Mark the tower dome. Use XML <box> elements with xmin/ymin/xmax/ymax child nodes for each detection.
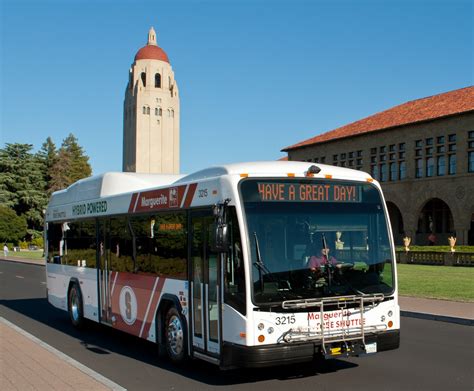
<box><xmin>134</xmin><ymin>27</ymin><xmax>170</xmax><ymax>63</ymax></box>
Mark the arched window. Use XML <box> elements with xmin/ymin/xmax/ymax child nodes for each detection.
<box><xmin>141</xmin><ymin>72</ymin><xmax>146</xmax><ymax>87</ymax></box>
<box><xmin>155</xmin><ymin>108</ymin><xmax>158</xmax><ymax>116</ymax></box>
<box><xmin>155</xmin><ymin>73</ymin><xmax>161</xmax><ymax>88</ymax></box>
<box><xmin>171</xmin><ymin>109</ymin><xmax>174</xmax><ymax>118</ymax></box>
<box><xmin>159</xmin><ymin>108</ymin><xmax>162</xmax><ymax>116</ymax></box>
<box><xmin>146</xmin><ymin>107</ymin><xmax>150</xmax><ymax>115</ymax></box>
<box><xmin>143</xmin><ymin>106</ymin><xmax>146</xmax><ymax>114</ymax></box>
<box><xmin>167</xmin><ymin>109</ymin><xmax>171</xmax><ymax>117</ymax></box>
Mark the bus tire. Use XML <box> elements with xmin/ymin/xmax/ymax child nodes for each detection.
<box><xmin>68</xmin><ymin>283</ymin><xmax>85</xmax><ymax>329</ymax></box>
<box><xmin>164</xmin><ymin>306</ymin><xmax>187</xmax><ymax>364</ymax></box>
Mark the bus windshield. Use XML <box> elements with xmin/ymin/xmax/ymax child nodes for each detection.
<box><xmin>240</xmin><ymin>179</ymin><xmax>395</xmax><ymax>306</ymax></box>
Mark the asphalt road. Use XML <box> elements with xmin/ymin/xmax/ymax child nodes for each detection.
<box><xmin>1</xmin><ymin>261</ymin><xmax>473</xmax><ymax>391</ymax></box>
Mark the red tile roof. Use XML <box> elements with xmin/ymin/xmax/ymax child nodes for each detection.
<box><xmin>283</xmin><ymin>86</ymin><xmax>474</xmax><ymax>151</ymax></box>
<box><xmin>135</xmin><ymin>45</ymin><xmax>169</xmax><ymax>63</ymax></box>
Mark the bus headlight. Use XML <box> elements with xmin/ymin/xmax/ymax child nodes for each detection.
<box><xmin>268</xmin><ymin>327</ymin><xmax>274</xmax><ymax>334</ymax></box>
<box><xmin>388</xmin><ymin>311</ymin><xmax>393</xmax><ymax>317</ymax></box>
<box><xmin>258</xmin><ymin>323</ymin><xmax>265</xmax><ymax>330</ymax></box>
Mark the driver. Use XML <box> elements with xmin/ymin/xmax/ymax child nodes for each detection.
<box><xmin>307</xmin><ymin>244</ymin><xmax>338</xmax><ymax>272</ymax></box>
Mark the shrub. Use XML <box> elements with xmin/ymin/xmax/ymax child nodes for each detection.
<box><xmin>31</xmin><ymin>237</ymin><xmax>44</xmax><ymax>249</ymax></box>
<box><xmin>19</xmin><ymin>241</ymin><xmax>28</xmax><ymax>249</ymax></box>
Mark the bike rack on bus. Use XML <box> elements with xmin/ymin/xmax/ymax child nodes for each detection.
<box><xmin>280</xmin><ymin>294</ymin><xmax>386</xmax><ymax>355</ymax></box>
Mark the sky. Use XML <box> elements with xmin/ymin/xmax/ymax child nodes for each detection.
<box><xmin>1</xmin><ymin>0</ymin><xmax>472</xmax><ymax>175</ymax></box>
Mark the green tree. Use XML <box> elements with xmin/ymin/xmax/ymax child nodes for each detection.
<box><xmin>49</xmin><ymin>133</ymin><xmax>92</xmax><ymax>191</ymax></box>
<box><xmin>0</xmin><ymin>143</ymin><xmax>48</xmax><ymax>232</ymax></box>
<box><xmin>0</xmin><ymin>206</ymin><xmax>28</xmax><ymax>243</ymax></box>
<box><xmin>36</xmin><ymin>137</ymin><xmax>58</xmax><ymax>195</ymax></box>
<box><xmin>61</xmin><ymin>133</ymin><xmax>92</xmax><ymax>183</ymax></box>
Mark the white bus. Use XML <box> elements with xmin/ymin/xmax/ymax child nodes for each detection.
<box><xmin>45</xmin><ymin>161</ymin><xmax>399</xmax><ymax>368</ymax></box>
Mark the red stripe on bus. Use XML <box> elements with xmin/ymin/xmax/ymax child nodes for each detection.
<box><xmin>145</xmin><ymin>277</ymin><xmax>167</xmax><ymax>339</ymax></box>
<box><xmin>184</xmin><ymin>183</ymin><xmax>198</xmax><ymax>208</ymax></box>
<box><xmin>128</xmin><ymin>193</ymin><xmax>138</xmax><ymax>213</ymax></box>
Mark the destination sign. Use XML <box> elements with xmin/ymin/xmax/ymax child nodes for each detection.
<box><xmin>257</xmin><ymin>182</ymin><xmax>361</xmax><ymax>203</ymax></box>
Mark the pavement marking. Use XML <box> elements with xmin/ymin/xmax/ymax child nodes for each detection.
<box><xmin>0</xmin><ymin>317</ymin><xmax>127</xmax><ymax>391</ymax></box>
<box><xmin>15</xmin><ymin>275</ymin><xmax>25</xmax><ymax>279</ymax></box>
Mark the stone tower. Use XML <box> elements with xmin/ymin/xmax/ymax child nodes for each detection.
<box><xmin>123</xmin><ymin>27</ymin><xmax>180</xmax><ymax>174</ymax></box>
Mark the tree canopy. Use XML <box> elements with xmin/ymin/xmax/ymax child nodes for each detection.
<box><xmin>0</xmin><ymin>134</ymin><xmax>92</xmax><ymax>242</ymax></box>
<box><xmin>0</xmin><ymin>143</ymin><xmax>47</xmax><ymax>231</ymax></box>
<box><xmin>0</xmin><ymin>206</ymin><xmax>28</xmax><ymax>243</ymax></box>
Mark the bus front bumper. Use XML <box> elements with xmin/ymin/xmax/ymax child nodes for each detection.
<box><xmin>221</xmin><ymin>330</ymin><xmax>400</xmax><ymax>369</ymax></box>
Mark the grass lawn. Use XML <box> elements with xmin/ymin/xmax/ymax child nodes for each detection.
<box><xmin>397</xmin><ymin>264</ymin><xmax>474</xmax><ymax>302</ymax></box>
<box><xmin>8</xmin><ymin>250</ymin><xmax>45</xmax><ymax>260</ymax></box>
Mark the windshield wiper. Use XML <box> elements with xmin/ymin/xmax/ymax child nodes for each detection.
<box><xmin>253</xmin><ymin>232</ymin><xmax>295</xmax><ymax>300</ymax></box>
<box><xmin>321</xmin><ymin>233</ymin><xmax>334</xmax><ymax>294</ymax></box>
<box><xmin>253</xmin><ymin>232</ymin><xmax>266</xmax><ymax>293</ymax></box>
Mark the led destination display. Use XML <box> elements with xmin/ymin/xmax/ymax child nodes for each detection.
<box><xmin>256</xmin><ymin>182</ymin><xmax>361</xmax><ymax>203</ymax></box>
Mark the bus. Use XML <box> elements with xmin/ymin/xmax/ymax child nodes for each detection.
<box><xmin>45</xmin><ymin>161</ymin><xmax>399</xmax><ymax>369</ymax></box>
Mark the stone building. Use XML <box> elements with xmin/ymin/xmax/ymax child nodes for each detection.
<box><xmin>123</xmin><ymin>27</ymin><xmax>180</xmax><ymax>174</ymax></box>
<box><xmin>282</xmin><ymin>86</ymin><xmax>474</xmax><ymax>245</ymax></box>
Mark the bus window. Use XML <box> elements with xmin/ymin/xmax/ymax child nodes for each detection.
<box><xmin>46</xmin><ymin>222</ymin><xmax>63</xmax><ymax>264</ymax></box>
<box><xmin>128</xmin><ymin>215</ymin><xmax>152</xmax><ymax>274</ymax></box>
<box><xmin>151</xmin><ymin>211</ymin><xmax>187</xmax><ymax>279</ymax></box>
<box><xmin>224</xmin><ymin>207</ymin><xmax>246</xmax><ymax>315</ymax></box>
<box><xmin>62</xmin><ymin>220</ymin><xmax>96</xmax><ymax>268</ymax></box>
<box><xmin>109</xmin><ymin>217</ymin><xmax>134</xmax><ymax>273</ymax></box>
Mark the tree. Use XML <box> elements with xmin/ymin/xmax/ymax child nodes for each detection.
<box><xmin>0</xmin><ymin>143</ymin><xmax>48</xmax><ymax>232</ymax></box>
<box><xmin>36</xmin><ymin>137</ymin><xmax>58</xmax><ymax>196</ymax></box>
<box><xmin>0</xmin><ymin>206</ymin><xmax>28</xmax><ymax>243</ymax></box>
<box><xmin>49</xmin><ymin>133</ymin><xmax>92</xmax><ymax>191</ymax></box>
<box><xmin>61</xmin><ymin>133</ymin><xmax>92</xmax><ymax>183</ymax></box>
<box><xmin>49</xmin><ymin>147</ymin><xmax>72</xmax><ymax>193</ymax></box>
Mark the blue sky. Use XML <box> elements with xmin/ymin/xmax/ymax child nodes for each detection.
<box><xmin>1</xmin><ymin>0</ymin><xmax>472</xmax><ymax>175</ymax></box>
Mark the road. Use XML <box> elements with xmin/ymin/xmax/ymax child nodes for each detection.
<box><xmin>1</xmin><ymin>261</ymin><xmax>473</xmax><ymax>391</ymax></box>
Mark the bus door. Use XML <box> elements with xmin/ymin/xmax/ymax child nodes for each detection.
<box><xmin>98</xmin><ymin>219</ymin><xmax>112</xmax><ymax>325</ymax></box>
<box><xmin>190</xmin><ymin>211</ymin><xmax>221</xmax><ymax>357</ymax></box>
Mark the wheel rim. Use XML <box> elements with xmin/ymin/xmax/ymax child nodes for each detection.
<box><xmin>167</xmin><ymin>314</ymin><xmax>184</xmax><ymax>357</ymax></box>
<box><xmin>71</xmin><ymin>289</ymin><xmax>80</xmax><ymax>322</ymax></box>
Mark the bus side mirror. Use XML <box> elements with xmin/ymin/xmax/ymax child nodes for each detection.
<box><xmin>215</xmin><ymin>224</ymin><xmax>230</xmax><ymax>253</ymax></box>
<box><xmin>213</xmin><ymin>199</ymin><xmax>231</xmax><ymax>253</ymax></box>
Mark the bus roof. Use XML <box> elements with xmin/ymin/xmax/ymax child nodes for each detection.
<box><xmin>48</xmin><ymin>161</ymin><xmax>372</xmax><ymax>207</ymax></box>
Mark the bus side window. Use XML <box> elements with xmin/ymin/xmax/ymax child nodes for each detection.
<box><xmin>224</xmin><ymin>207</ymin><xmax>246</xmax><ymax>315</ymax></box>
<box><xmin>62</xmin><ymin>220</ymin><xmax>96</xmax><ymax>268</ymax></box>
<box><xmin>47</xmin><ymin>222</ymin><xmax>63</xmax><ymax>264</ymax></box>
<box><xmin>150</xmin><ymin>211</ymin><xmax>187</xmax><ymax>279</ymax></box>
<box><xmin>109</xmin><ymin>217</ymin><xmax>134</xmax><ymax>273</ymax></box>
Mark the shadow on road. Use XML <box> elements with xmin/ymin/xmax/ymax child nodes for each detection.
<box><xmin>0</xmin><ymin>297</ymin><xmax>358</xmax><ymax>386</ymax></box>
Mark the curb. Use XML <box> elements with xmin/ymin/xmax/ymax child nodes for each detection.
<box><xmin>1</xmin><ymin>257</ymin><xmax>45</xmax><ymax>266</ymax></box>
<box><xmin>401</xmin><ymin>310</ymin><xmax>473</xmax><ymax>326</ymax></box>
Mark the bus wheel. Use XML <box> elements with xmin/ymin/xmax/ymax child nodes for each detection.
<box><xmin>68</xmin><ymin>283</ymin><xmax>85</xmax><ymax>328</ymax></box>
<box><xmin>165</xmin><ymin>306</ymin><xmax>187</xmax><ymax>364</ymax></box>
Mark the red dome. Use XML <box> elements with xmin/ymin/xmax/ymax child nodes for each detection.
<box><xmin>134</xmin><ymin>45</ymin><xmax>169</xmax><ymax>63</ymax></box>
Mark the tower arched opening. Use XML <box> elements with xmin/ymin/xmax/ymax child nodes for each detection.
<box><xmin>155</xmin><ymin>73</ymin><xmax>161</xmax><ymax>88</ymax></box>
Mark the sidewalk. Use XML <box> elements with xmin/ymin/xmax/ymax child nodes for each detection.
<box><xmin>2</xmin><ymin>256</ymin><xmax>473</xmax><ymax>325</ymax></box>
<box><xmin>399</xmin><ymin>296</ymin><xmax>474</xmax><ymax>325</ymax></box>
<box><xmin>0</xmin><ymin>318</ymin><xmax>124</xmax><ymax>391</ymax></box>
